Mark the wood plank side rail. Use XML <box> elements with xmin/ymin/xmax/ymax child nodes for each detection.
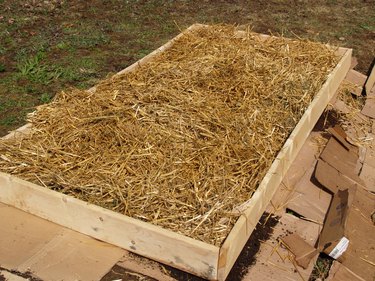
<box><xmin>0</xmin><ymin>24</ymin><xmax>352</xmax><ymax>280</ymax></box>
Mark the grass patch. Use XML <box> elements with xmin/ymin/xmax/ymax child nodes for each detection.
<box><xmin>0</xmin><ymin>0</ymin><xmax>373</xmax><ymax>137</ymax></box>
<box><xmin>39</xmin><ymin>93</ymin><xmax>52</xmax><ymax>104</ymax></box>
<box><xmin>17</xmin><ymin>51</ymin><xmax>64</xmax><ymax>85</ymax></box>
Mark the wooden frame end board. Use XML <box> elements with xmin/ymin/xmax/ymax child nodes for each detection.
<box><xmin>0</xmin><ymin>24</ymin><xmax>352</xmax><ymax>280</ymax></box>
<box><xmin>0</xmin><ymin>172</ymin><xmax>220</xmax><ymax>280</ymax></box>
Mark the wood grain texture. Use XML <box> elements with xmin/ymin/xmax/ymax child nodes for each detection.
<box><xmin>0</xmin><ymin>173</ymin><xmax>219</xmax><ymax>280</ymax></box>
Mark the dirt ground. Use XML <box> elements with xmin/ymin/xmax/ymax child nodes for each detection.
<box><xmin>0</xmin><ymin>0</ymin><xmax>374</xmax><ymax>135</ymax></box>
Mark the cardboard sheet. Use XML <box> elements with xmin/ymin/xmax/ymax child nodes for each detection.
<box><xmin>327</xmin><ymin>125</ymin><xmax>354</xmax><ymax>151</ymax></box>
<box><xmin>116</xmin><ymin>253</ymin><xmax>176</xmax><ymax>281</ymax></box>
<box><xmin>319</xmin><ymin>137</ymin><xmax>362</xmax><ymax>183</ymax></box>
<box><xmin>327</xmin><ymin>261</ymin><xmax>366</xmax><ymax>281</ymax></box>
<box><xmin>361</xmin><ymin>86</ymin><xmax>375</xmax><ymax>119</ymax></box>
<box><xmin>344</xmin><ymin>69</ymin><xmax>367</xmax><ymax>96</ymax></box>
<box><xmin>359</xmin><ymin>135</ymin><xmax>375</xmax><ymax>192</ymax></box>
<box><xmin>266</xmin><ymin>132</ymin><xmax>323</xmax><ymax>216</ymax></box>
<box><xmin>243</xmin><ymin>213</ymin><xmax>321</xmax><ymax>281</ymax></box>
<box><xmin>359</xmin><ymin>163</ymin><xmax>375</xmax><ymax>192</ymax></box>
<box><xmin>286</xmin><ymin>165</ymin><xmax>331</xmax><ymax>224</ymax></box>
<box><xmin>0</xmin><ymin>203</ymin><xmax>125</xmax><ymax>281</ymax></box>
<box><xmin>318</xmin><ymin>189</ymin><xmax>349</xmax><ymax>253</ymax></box>
<box><xmin>316</xmin><ymin>134</ymin><xmax>375</xmax><ymax>280</ymax></box>
<box><xmin>339</xmin><ymin>186</ymin><xmax>375</xmax><ymax>281</ymax></box>
<box><xmin>281</xmin><ymin>233</ymin><xmax>317</xmax><ymax>269</ymax></box>
<box><xmin>315</xmin><ymin>160</ymin><xmax>354</xmax><ymax>194</ymax></box>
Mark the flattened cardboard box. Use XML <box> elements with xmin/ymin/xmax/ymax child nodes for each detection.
<box><xmin>315</xmin><ymin>134</ymin><xmax>375</xmax><ymax>281</ymax></box>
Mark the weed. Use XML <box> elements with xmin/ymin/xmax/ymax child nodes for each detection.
<box><xmin>17</xmin><ymin>51</ymin><xmax>63</xmax><ymax>85</ymax></box>
<box><xmin>309</xmin><ymin>254</ymin><xmax>333</xmax><ymax>281</ymax></box>
<box><xmin>0</xmin><ymin>63</ymin><xmax>5</xmax><ymax>72</ymax></box>
<box><xmin>56</xmin><ymin>41</ymin><xmax>71</xmax><ymax>50</ymax></box>
<box><xmin>40</xmin><ymin>93</ymin><xmax>52</xmax><ymax>104</ymax></box>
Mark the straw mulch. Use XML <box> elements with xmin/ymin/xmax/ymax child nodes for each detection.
<box><xmin>0</xmin><ymin>25</ymin><xmax>338</xmax><ymax>246</ymax></box>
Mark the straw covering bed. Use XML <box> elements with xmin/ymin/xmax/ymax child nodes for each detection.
<box><xmin>0</xmin><ymin>25</ymin><xmax>338</xmax><ymax>246</ymax></box>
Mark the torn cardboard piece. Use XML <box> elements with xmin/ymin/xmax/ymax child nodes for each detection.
<box><xmin>344</xmin><ymin>69</ymin><xmax>367</xmax><ymax>96</ymax></box>
<box><xmin>243</xmin><ymin>213</ymin><xmax>320</xmax><ymax>281</ymax></box>
<box><xmin>267</xmin><ymin>132</ymin><xmax>323</xmax><ymax>216</ymax></box>
<box><xmin>327</xmin><ymin>125</ymin><xmax>354</xmax><ymax>151</ymax></box>
<box><xmin>315</xmin><ymin>159</ymin><xmax>355</xmax><ymax>194</ymax></box>
<box><xmin>319</xmin><ymin>137</ymin><xmax>363</xmax><ymax>184</ymax></box>
<box><xmin>318</xmin><ymin>189</ymin><xmax>349</xmax><ymax>256</ymax></box>
<box><xmin>359</xmin><ymin>163</ymin><xmax>375</xmax><ymax>193</ymax></box>
<box><xmin>281</xmin><ymin>233</ymin><xmax>317</xmax><ymax>269</ymax></box>
<box><xmin>350</xmin><ymin>57</ymin><xmax>358</xmax><ymax>70</ymax></box>
<box><xmin>117</xmin><ymin>253</ymin><xmax>176</xmax><ymax>281</ymax></box>
<box><xmin>359</xmin><ymin>136</ymin><xmax>375</xmax><ymax>192</ymax></box>
<box><xmin>361</xmin><ymin>99</ymin><xmax>375</xmax><ymax>119</ymax></box>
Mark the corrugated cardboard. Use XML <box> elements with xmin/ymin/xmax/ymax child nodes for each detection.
<box><xmin>327</xmin><ymin>261</ymin><xmax>366</xmax><ymax>281</ymax></box>
<box><xmin>316</xmin><ymin>133</ymin><xmax>375</xmax><ymax>280</ymax></box>
<box><xmin>318</xmin><ymin>189</ymin><xmax>349</xmax><ymax>253</ymax></box>
<box><xmin>281</xmin><ymin>233</ymin><xmax>317</xmax><ymax>269</ymax></box>
<box><xmin>344</xmin><ymin>69</ymin><xmax>367</xmax><ymax>96</ymax></box>
<box><xmin>319</xmin><ymin>137</ymin><xmax>363</xmax><ymax>184</ymax></box>
<box><xmin>0</xmin><ymin>203</ymin><xmax>125</xmax><ymax>281</ymax></box>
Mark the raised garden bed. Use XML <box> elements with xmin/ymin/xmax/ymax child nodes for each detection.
<box><xmin>0</xmin><ymin>24</ymin><xmax>351</xmax><ymax>280</ymax></box>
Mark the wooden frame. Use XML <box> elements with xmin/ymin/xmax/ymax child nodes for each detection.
<box><xmin>0</xmin><ymin>24</ymin><xmax>352</xmax><ymax>280</ymax></box>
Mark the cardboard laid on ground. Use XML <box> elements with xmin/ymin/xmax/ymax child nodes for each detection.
<box><xmin>243</xmin><ymin>213</ymin><xmax>320</xmax><ymax>281</ymax></box>
<box><xmin>281</xmin><ymin>233</ymin><xmax>317</xmax><ymax>269</ymax></box>
<box><xmin>316</xmin><ymin>131</ymin><xmax>375</xmax><ymax>280</ymax></box>
<box><xmin>0</xmin><ymin>202</ymin><xmax>125</xmax><ymax>281</ymax></box>
<box><xmin>326</xmin><ymin>261</ymin><xmax>367</xmax><ymax>281</ymax></box>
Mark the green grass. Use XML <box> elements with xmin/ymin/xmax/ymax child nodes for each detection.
<box><xmin>0</xmin><ymin>0</ymin><xmax>373</xmax><ymax>136</ymax></box>
<box><xmin>39</xmin><ymin>93</ymin><xmax>52</xmax><ymax>104</ymax></box>
<box><xmin>17</xmin><ymin>51</ymin><xmax>64</xmax><ymax>85</ymax></box>
<box><xmin>309</xmin><ymin>254</ymin><xmax>333</xmax><ymax>281</ymax></box>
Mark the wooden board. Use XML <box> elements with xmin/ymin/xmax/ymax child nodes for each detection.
<box><xmin>0</xmin><ymin>25</ymin><xmax>352</xmax><ymax>280</ymax></box>
<box><xmin>0</xmin><ymin>173</ymin><xmax>219</xmax><ymax>280</ymax></box>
